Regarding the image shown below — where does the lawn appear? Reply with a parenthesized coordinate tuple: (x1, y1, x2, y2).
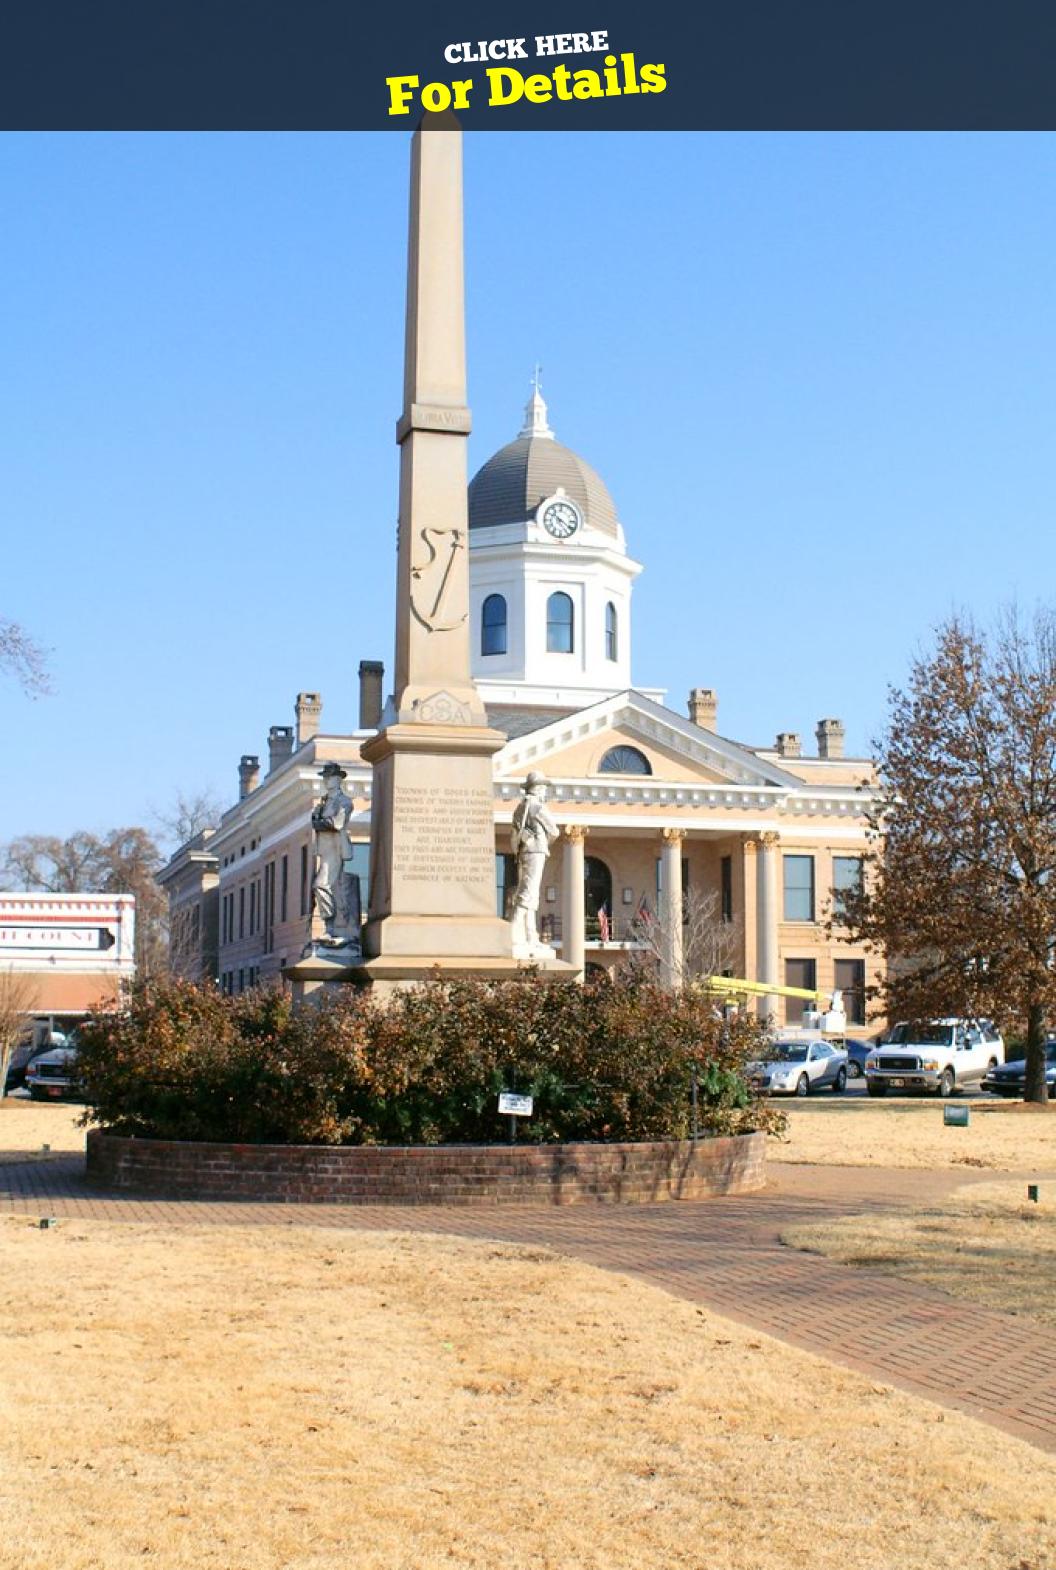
(0, 1098, 86, 1161)
(2, 1214, 1056, 1570)
(771, 1092, 1056, 1170)
(784, 1178, 1056, 1328)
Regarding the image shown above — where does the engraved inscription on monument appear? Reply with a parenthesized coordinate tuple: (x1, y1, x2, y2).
(392, 784, 494, 886)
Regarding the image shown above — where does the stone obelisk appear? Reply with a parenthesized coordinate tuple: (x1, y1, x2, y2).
(359, 115, 516, 981)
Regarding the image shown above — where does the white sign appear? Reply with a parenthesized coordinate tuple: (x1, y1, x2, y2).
(0, 926, 113, 951)
(498, 1092, 533, 1117)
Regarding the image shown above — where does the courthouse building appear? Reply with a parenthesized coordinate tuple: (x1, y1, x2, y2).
(160, 384, 882, 1032)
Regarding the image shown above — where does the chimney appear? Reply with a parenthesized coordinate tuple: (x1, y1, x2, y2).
(358, 660, 384, 730)
(238, 754, 260, 800)
(688, 688, 718, 730)
(295, 692, 322, 746)
(775, 732, 801, 758)
(268, 725, 294, 773)
(816, 718, 845, 759)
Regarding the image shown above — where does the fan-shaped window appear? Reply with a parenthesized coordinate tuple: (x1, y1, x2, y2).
(546, 591, 574, 654)
(605, 601, 618, 662)
(481, 593, 507, 656)
(599, 745, 652, 776)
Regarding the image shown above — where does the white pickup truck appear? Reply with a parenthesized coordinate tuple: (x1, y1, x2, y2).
(865, 1019, 1004, 1097)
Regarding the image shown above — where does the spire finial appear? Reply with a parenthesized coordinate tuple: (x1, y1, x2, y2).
(520, 365, 554, 440)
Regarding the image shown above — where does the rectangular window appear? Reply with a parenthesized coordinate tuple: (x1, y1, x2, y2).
(300, 844, 309, 917)
(249, 881, 257, 936)
(495, 852, 516, 919)
(238, 886, 245, 940)
(784, 958, 817, 1024)
(280, 855, 289, 923)
(238, 968, 244, 994)
(834, 958, 866, 1026)
(832, 856, 863, 923)
(783, 855, 815, 922)
(721, 855, 733, 923)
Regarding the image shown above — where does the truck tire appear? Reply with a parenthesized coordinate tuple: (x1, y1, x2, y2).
(866, 1081, 887, 1097)
(938, 1067, 955, 1098)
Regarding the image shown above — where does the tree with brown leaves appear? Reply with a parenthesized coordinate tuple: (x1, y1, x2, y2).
(0, 968, 37, 1099)
(845, 608, 1056, 1103)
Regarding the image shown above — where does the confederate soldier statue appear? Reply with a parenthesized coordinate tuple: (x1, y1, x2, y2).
(510, 770, 559, 957)
(306, 762, 362, 956)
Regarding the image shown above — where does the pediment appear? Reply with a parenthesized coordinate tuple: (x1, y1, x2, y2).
(494, 691, 801, 790)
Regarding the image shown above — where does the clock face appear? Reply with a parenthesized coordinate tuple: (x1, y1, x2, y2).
(541, 499, 581, 539)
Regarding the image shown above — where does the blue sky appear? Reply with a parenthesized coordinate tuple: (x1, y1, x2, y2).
(2, 132, 1054, 845)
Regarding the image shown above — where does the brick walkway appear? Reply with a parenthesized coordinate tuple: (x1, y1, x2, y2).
(4, 1151, 1056, 1455)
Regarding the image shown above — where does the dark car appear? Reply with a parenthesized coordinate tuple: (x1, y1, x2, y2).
(843, 1038, 873, 1078)
(982, 1041, 1056, 1098)
(4, 1031, 69, 1094)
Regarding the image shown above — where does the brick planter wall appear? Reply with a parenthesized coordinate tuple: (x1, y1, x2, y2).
(85, 1129, 766, 1206)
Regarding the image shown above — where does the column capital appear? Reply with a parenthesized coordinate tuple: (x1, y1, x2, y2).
(759, 830, 781, 849)
(743, 836, 759, 856)
(563, 824, 589, 844)
(660, 826, 686, 845)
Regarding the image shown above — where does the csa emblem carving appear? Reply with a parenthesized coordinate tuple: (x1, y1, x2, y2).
(415, 690, 472, 725)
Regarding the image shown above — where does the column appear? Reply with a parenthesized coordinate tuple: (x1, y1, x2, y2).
(562, 826, 588, 981)
(660, 827, 685, 991)
(756, 831, 780, 1020)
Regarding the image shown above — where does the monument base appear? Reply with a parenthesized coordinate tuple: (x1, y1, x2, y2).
(283, 949, 577, 1002)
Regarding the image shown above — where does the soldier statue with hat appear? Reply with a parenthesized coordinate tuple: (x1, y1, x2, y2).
(509, 771, 560, 957)
(306, 762, 362, 955)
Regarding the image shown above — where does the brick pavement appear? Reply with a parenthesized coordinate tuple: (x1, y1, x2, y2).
(4, 1151, 1056, 1455)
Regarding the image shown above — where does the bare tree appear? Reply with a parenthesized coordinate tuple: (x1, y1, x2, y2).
(623, 887, 742, 989)
(151, 789, 224, 853)
(844, 606, 1056, 1103)
(0, 969, 37, 1099)
(0, 619, 51, 697)
(0, 827, 168, 979)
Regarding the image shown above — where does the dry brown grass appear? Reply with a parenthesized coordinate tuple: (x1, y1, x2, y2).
(772, 1092, 1056, 1171)
(0, 1098, 86, 1162)
(1, 1217, 1055, 1570)
(784, 1178, 1056, 1328)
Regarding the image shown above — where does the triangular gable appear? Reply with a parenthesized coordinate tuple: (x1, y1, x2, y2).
(494, 690, 802, 790)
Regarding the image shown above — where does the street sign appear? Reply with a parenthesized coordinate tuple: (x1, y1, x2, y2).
(498, 1093, 533, 1117)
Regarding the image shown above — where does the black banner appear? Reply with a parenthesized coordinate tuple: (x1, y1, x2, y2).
(2, 0, 1055, 129)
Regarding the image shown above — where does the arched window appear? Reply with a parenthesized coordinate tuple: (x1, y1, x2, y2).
(481, 593, 507, 656)
(546, 591, 574, 654)
(584, 856, 613, 940)
(605, 601, 618, 662)
(599, 745, 652, 776)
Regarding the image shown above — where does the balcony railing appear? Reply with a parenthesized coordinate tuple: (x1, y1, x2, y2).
(536, 914, 646, 946)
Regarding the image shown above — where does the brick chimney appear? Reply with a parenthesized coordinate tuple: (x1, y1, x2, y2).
(816, 718, 845, 759)
(358, 660, 384, 730)
(238, 754, 260, 800)
(775, 732, 801, 758)
(268, 725, 294, 773)
(295, 692, 322, 746)
(688, 688, 718, 730)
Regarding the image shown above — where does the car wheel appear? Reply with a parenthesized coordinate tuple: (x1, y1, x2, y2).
(796, 1074, 810, 1098)
(938, 1068, 955, 1098)
(848, 1060, 863, 1079)
(866, 1082, 887, 1097)
(833, 1067, 847, 1093)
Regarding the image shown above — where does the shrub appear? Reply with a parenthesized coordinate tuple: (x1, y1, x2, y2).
(78, 973, 784, 1146)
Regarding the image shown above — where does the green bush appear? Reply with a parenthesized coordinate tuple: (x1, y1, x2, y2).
(77, 973, 784, 1147)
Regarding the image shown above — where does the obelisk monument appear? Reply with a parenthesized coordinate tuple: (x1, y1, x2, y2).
(359, 116, 518, 981)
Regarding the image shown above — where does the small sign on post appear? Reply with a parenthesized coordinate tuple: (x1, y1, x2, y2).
(943, 1105, 970, 1127)
(498, 1091, 533, 1146)
(498, 1093, 533, 1117)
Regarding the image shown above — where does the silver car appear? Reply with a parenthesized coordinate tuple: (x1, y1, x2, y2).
(749, 1038, 848, 1097)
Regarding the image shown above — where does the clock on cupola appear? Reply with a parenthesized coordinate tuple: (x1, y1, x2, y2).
(539, 492, 582, 540)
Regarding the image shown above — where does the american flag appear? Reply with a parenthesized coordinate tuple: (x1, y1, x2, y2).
(597, 904, 610, 943)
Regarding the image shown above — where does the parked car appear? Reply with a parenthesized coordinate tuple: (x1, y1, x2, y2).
(749, 1037, 848, 1097)
(843, 1037, 873, 1078)
(4, 1029, 69, 1094)
(24, 1044, 83, 1102)
(982, 1041, 1056, 1098)
(865, 1019, 1004, 1097)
